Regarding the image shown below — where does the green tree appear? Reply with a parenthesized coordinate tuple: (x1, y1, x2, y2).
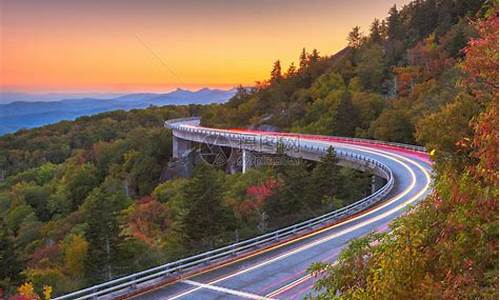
(47, 184, 72, 217)
(335, 168, 371, 203)
(286, 62, 297, 77)
(369, 18, 384, 43)
(334, 91, 358, 137)
(387, 5, 404, 40)
(299, 47, 308, 69)
(349, 82, 385, 135)
(347, 26, 364, 49)
(18, 183, 51, 222)
(152, 178, 188, 204)
(309, 147, 340, 208)
(270, 60, 283, 83)
(181, 163, 235, 245)
(308, 49, 320, 64)
(356, 45, 385, 92)
(6, 204, 35, 234)
(65, 163, 99, 210)
(309, 71, 346, 99)
(370, 108, 414, 143)
(63, 234, 88, 280)
(416, 96, 481, 169)
(35, 163, 57, 186)
(385, 4, 406, 65)
(227, 85, 251, 108)
(83, 178, 129, 283)
(267, 157, 312, 217)
(122, 128, 171, 197)
(442, 19, 475, 58)
(0, 221, 24, 292)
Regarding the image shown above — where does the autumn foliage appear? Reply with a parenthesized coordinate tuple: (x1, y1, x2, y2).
(238, 178, 279, 220)
(462, 14, 499, 184)
(123, 196, 170, 246)
(310, 7, 498, 300)
(0, 0, 494, 297)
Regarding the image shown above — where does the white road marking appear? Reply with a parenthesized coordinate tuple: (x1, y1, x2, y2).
(263, 143, 432, 298)
(181, 280, 275, 300)
(162, 131, 431, 300)
(166, 147, 430, 300)
(265, 273, 313, 298)
(265, 262, 342, 298)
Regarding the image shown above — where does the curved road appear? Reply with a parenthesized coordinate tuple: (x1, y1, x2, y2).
(129, 121, 433, 300)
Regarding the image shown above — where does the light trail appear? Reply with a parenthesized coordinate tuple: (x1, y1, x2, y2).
(180, 280, 275, 300)
(162, 143, 430, 300)
(262, 142, 432, 298)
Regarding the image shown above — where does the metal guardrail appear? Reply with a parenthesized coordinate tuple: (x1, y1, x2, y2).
(165, 117, 427, 153)
(54, 117, 411, 300)
(305, 134, 426, 153)
(164, 117, 201, 127)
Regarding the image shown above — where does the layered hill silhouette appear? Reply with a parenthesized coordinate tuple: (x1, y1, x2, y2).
(0, 88, 235, 135)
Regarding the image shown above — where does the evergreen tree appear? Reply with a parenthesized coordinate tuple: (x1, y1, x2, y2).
(310, 146, 340, 208)
(299, 48, 308, 69)
(369, 19, 383, 43)
(387, 5, 404, 40)
(286, 62, 297, 77)
(443, 19, 472, 58)
(66, 163, 99, 210)
(0, 222, 24, 292)
(182, 163, 235, 244)
(334, 91, 358, 136)
(308, 49, 320, 64)
(356, 44, 385, 92)
(270, 60, 283, 83)
(83, 178, 129, 283)
(347, 26, 364, 49)
(228, 85, 250, 108)
(271, 142, 290, 177)
(408, 0, 439, 40)
(380, 19, 388, 39)
(267, 157, 312, 216)
(386, 5, 406, 65)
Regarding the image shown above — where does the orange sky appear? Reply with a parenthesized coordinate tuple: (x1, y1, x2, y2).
(1, 0, 409, 93)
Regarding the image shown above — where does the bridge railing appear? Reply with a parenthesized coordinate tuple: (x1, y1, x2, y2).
(165, 117, 426, 153)
(55, 163, 392, 299)
(164, 116, 201, 127)
(54, 118, 402, 300)
(302, 134, 426, 153)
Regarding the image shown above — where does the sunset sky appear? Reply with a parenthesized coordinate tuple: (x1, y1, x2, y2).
(1, 0, 409, 93)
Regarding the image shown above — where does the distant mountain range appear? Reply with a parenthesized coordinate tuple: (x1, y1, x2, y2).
(0, 92, 129, 104)
(0, 88, 236, 135)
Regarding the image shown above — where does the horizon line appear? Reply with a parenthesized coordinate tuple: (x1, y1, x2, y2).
(0, 85, 241, 95)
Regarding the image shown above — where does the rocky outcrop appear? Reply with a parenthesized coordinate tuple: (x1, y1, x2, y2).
(160, 149, 201, 181)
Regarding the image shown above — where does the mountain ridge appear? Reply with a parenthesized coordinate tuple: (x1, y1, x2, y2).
(0, 88, 236, 135)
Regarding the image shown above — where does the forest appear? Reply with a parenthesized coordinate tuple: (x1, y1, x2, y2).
(0, 84, 370, 295)
(0, 0, 497, 298)
(305, 2, 498, 300)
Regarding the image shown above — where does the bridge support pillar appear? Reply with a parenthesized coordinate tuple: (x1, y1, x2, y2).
(172, 136, 192, 159)
(242, 149, 253, 173)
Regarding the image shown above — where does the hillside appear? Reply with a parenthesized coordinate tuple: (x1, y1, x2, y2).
(0, 98, 372, 295)
(202, 1, 487, 146)
(192, 0, 499, 298)
(0, 0, 497, 298)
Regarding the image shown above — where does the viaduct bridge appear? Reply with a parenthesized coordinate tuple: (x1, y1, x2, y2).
(55, 117, 432, 300)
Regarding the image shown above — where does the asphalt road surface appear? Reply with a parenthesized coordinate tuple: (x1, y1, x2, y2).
(132, 127, 432, 300)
